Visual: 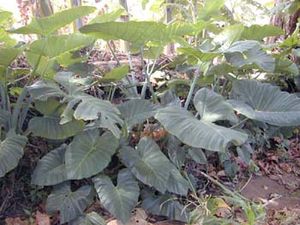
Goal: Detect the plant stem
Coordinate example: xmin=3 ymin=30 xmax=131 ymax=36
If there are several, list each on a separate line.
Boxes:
xmin=230 ymin=118 xmax=249 ymax=129
xmin=107 ymin=41 xmax=120 ymax=66
xmin=184 ymin=67 xmax=201 ymax=109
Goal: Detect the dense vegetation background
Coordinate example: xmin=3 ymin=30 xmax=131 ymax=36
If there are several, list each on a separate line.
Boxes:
xmin=0 ymin=0 xmax=300 ymax=224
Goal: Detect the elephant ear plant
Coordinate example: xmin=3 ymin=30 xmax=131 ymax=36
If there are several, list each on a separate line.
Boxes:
xmin=2 ymin=2 xmax=300 ymax=224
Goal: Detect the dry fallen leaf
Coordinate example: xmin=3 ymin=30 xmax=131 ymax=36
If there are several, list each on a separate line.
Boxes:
xmin=107 ymin=208 xmax=151 ymax=225
xmin=35 ymin=211 xmax=50 ymax=225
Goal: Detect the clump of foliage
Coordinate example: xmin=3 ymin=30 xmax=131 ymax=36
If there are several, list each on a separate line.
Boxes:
xmin=0 ymin=0 xmax=299 ymax=224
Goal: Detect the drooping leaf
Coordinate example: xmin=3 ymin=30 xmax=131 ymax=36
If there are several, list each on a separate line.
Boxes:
xmin=166 ymin=135 xmax=186 ymax=167
xmin=120 ymin=137 xmax=174 ymax=193
xmin=188 ymin=148 xmax=207 ymax=164
xmin=224 ymin=41 xmax=275 ymax=72
xmin=93 ymin=169 xmax=139 ymax=223
xmin=155 ymin=106 xmax=247 ymax=151
xmin=167 ymin=168 xmax=189 ymax=196
xmin=29 ymin=33 xmax=95 ymax=58
xmin=27 ymin=80 xmax=65 ymax=101
xmin=26 ymin=52 xmax=59 ymax=78
xmin=65 ymin=130 xmax=119 ymax=179
xmin=193 ymin=88 xmax=237 ymax=123
xmin=73 ymin=95 xmax=121 ymax=121
xmin=0 ymin=132 xmax=27 ymax=178
xmin=28 ymin=116 xmax=84 ymax=140
xmin=118 ymin=99 xmax=157 ymax=129
xmin=199 ymin=0 xmax=225 ymax=20
xmin=241 ymin=25 xmax=284 ymax=41
xmin=80 ymin=21 xmax=167 ymax=45
xmin=11 ymin=6 xmax=96 ymax=35
xmin=0 ymin=47 xmax=21 ymax=66
xmin=46 ymin=183 xmax=93 ymax=224
xmin=141 ymin=192 xmax=188 ymax=222
xmin=80 ymin=21 xmax=195 ymax=46
xmin=100 ymin=65 xmax=129 ymax=83
xmin=229 ymin=79 xmax=300 ymax=126
xmin=178 ymin=47 xmax=219 ymax=61
xmin=70 ymin=212 xmax=106 ymax=225
xmin=32 ymin=144 xmax=67 ymax=186
xmin=89 ymin=8 xmax=125 ymax=24
xmin=214 ymin=24 xmax=244 ymax=50
xmin=274 ymin=58 xmax=299 ymax=75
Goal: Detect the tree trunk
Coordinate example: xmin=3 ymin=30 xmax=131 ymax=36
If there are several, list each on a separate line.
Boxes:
xmin=165 ymin=0 xmax=175 ymax=55
xmin=35 ymin=0 xmax=54 ymax=18
xmin=70 ymin=0 xmax=83 ymax=31
xmin=119 ymin=0 xmax=129 ymax=52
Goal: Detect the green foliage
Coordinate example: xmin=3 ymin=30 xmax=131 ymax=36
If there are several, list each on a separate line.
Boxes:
xmin=229 ymin=80 xmax=300 ymax=126
xmin=46 ymin=183 xmax=94 ymax=224
xmin=65 ymin=130 xmax=119 ymax=179
xmin=1 ymin=1 xmax=299 ymax=224
xmin=0 ymin=132 xmax=27 ymax=178
xmin=93 ymin=169 xmax=139 ymax=223
xmin=10 ymin=6 xmax=96 ymax=35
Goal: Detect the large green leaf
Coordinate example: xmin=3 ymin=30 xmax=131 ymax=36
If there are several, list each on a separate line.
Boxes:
xmin=120 ymin=137 xmax=174 ymax=193
xmin=73 ymin=95 xmax=121 ymax=121
xmin=178 ymin=47 xmax=219 ymax=62
xmin=229 ymin=79 xmax=300 ymax=126
xmin=93 ymin=169 xmax=139 ymax=223
xmin=26 ymin=52 xmax=58 ymax=78
xmin=141 ymin=192 xmax=188 ymax=222
xmin=241 ymin=25 xmax=284 ymax=40
xmin=28 ymin=74 xmax=123 ymax=135
xmin=0 ymin=47 xmax=21 ymax=66
xmin=11 ymin=6 xmax=96 ymax=36
xmin=28 ymin=116 xmax=84 ymax=140
xmin=71 ymin=212 xmax=106 ymax=225
xmin=199 ymin=0 xmax=224 ymax=20
xmin=89 ymin=8 xmax=125 ymax=24
xmin=65 ymin=130 xmax=119 ymax=179
xmin=224 ymin=41 xmax=275 ymax=72
xmin=32 ymin=144 xmax=67 ymax=186
xmin=193 ymin=88 xmax=237 ymax=123
xmin=80 ymin=21 xmax=195 ymax=46
xmin=188 ymin=148 xmax=207 ymax=164
xmin=29 ymin=33 xmax=95 ymax=58
xmin=167 ymin=168 xmax=189 ymax=196
xmin=27 ymin=80 xmax=65 ymax=100
xmin=46 ymin=183 xmax=93 ymax=224
xmin=118 ymin=99 xmax=157 ymax=129
xmin=0 ymin=132 xmax=27 ymax=178
xmin=155 ymin=106 xmax=247 ymax=151
xmin=100 ymin=65 xmax=129 ymax=83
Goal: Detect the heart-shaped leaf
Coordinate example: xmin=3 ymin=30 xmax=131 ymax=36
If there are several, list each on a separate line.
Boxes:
xmin=118 ymin=99 xmax=157 ymax=129
xmin=193 ymin=88 xmax=237 ymax=123
xmin=93 ymin=169 xmax=139 ymax=224
xmin=155 ymin=106 xmax=247 ymax=151
xmin=120 ymin=137 xmax=174 ymax=193
xmin=65 ymin=130 xmax=119 ymax=179
xmin=0 ymin=132 xmax=27 ymax=178
xmin=229 ymin=79 xmax=300 ymax=126
xmin=32 ymin=144 xmax=67 ymax=186
xmin=28 ymin=116 xmax=84 ymax=140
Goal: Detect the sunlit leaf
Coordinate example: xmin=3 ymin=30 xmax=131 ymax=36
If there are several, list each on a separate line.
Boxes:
xmin=229 ymin=79 xmax=300 ymax=126
xmin=11 ymin=6 xmax=96 ymax=35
